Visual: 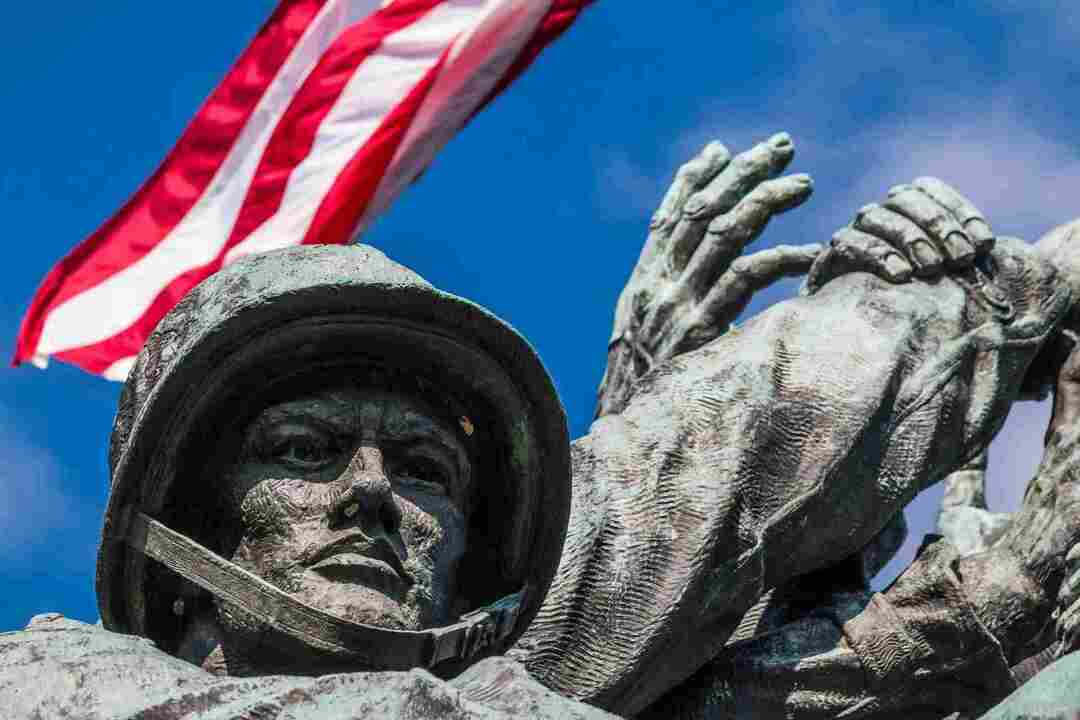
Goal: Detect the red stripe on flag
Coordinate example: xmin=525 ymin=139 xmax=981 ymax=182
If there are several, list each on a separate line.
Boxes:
xmin=303 ymin=51 xmax=451 ymax=246
xmin=52 ymin=1 xmax=448 ymax=376
xmin=13 ymin=0 xmax=327 ymax=367
xmin=228 ymin=0 xmax=445 ymax=248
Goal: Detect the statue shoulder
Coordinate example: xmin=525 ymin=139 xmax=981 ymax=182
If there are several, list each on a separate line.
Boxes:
xmin=0 ymin=618 xmax=614 ymax=720
xmin=981 ymin=651 xmax=1080 ymax=719
xmin=1 ymin=612 xmax=210 ymax=719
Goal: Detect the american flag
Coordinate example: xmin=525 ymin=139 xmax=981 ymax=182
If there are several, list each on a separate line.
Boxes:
xmin=14 ymin=0 xmax=590 ymax=380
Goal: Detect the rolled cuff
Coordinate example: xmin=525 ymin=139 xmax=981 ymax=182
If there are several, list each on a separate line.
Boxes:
xmin=843 ymin=536 xmax=1018 ymax=701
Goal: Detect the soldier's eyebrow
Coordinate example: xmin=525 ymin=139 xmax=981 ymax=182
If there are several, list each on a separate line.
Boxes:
xmin=383 ymin=412 xmax=471 ymax=481
xmin=245 ymin=399 xmax=358 ymax=443
xmin=386 ymin=425 xmax=473 ymax=510
xmin=385 ymin=424 xmax=468 ymax=465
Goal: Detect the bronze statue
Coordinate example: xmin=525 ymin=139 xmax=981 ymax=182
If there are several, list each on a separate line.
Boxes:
xmin=4 ymin=134 xmax=1080 ymax=719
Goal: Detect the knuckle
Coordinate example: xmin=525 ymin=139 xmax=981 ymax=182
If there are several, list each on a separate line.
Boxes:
xmin=869 ymin=242 xmax=893 ymax=259
xmin=684 ymin=191 xmax=709 ymax=214
xmin=913 ymin=176 xmax=946 ymax=191
xmin=743 ymin=188 xmax=774 ymax=211
xmin=831 ymin=229 xmax=854 ymax=247
xmin=836 ymin=243 xmax=861 ymax=263
xmin=707 ymin=213 xmax=736 ymax=235
xmin=676 ymin=163 xmax=700 ymax=182
xmin=732 ymin=154 xmax=755 ymax=173
xmin=730 ymin=257 xmax=752 ymax=275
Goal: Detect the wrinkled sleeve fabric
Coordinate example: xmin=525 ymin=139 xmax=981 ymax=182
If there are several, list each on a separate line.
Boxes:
xmin=516 ymin=239 xmax=1069 ymax=717
xmin=640 ymin=537 xmax=1019 ymax=720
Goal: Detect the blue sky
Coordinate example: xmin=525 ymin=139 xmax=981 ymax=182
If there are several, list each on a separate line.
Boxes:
xmin=1 ymin=1 xmax=1077 ymax=630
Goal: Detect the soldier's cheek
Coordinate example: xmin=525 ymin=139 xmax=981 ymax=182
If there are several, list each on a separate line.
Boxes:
xmin=231 ymin=478 xmax=330 ymax=574
xmin=239 ymin=478 xmax=338 ymax=530
xmin=396 ymin=499 xmax=465 ymax=566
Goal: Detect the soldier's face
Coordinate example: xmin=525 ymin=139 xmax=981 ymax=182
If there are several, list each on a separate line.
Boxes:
xmin=219 ymin=387 xmax=473 ymax=631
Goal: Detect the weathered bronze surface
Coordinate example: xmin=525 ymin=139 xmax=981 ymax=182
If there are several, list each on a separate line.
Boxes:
xmin=5 ymin=135 xmax=1080 ymax=719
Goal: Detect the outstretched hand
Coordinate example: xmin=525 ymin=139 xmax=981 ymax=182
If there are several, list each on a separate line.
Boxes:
xmin=598 ymin=133 xmax=819 ymax=416
xmin=598 ymin=142 xmax=999 ymax=418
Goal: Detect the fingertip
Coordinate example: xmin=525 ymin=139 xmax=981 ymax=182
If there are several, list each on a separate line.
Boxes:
xmin=771 ymin=174 xmax=814 ymax=208
xmin=855 ymin=204 xmax=879 ymax=221
xmin=703 ymin=140 xmax=730 ymax=159
xmin=790 ymin=172 xmax=813 ymax=188
xmin=788 ymin=176 xmax=814 ymax=206
xmin=769 ymin=131 xmax=793 ymax=149
xmin=684 ymin=191 xmax=707 ymax=217
xmin=912 ymin=176 xmax=948 ymax=192
xmin=767 ymin=132 xmax=795 ymax=171
xmin=966 ymin=218 xmax=995 ymax=252
xmin=942 ymin=232 xmax=977 ymax=267
xmin=909 ymin=239 xmax=944 ymax=276
xmin=884 ymin=253 xmax=914 ymax=282
xmin=700 ymin=142 xmax=732 ymax=178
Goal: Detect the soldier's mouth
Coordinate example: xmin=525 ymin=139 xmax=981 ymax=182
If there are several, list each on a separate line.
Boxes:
xmin=310 ymin=553 xmax=411 ymax=595
xmin=307 ymin=535 xmax=413 ymax=594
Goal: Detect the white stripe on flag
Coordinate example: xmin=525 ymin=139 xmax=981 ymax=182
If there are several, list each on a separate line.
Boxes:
xmin=103 ymin=356 xmax=137 ymax=382
xmin=36 ymin=0 xmax=384 ymax=357
xmin=225 ymin=0 xmax=489 ymax=263
xmin=357 ymin=0 xmax=554 ymax=236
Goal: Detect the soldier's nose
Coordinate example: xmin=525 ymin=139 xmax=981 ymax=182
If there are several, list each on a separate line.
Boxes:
xmin=330 ymin=445 xmax=402 ymax=535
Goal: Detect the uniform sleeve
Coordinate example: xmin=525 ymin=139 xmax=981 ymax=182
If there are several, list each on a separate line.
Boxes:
xmin=518 ymin=238 xmax=1070 ymax=717
xmin=638 ymin=537 xmax=1019 ymax=720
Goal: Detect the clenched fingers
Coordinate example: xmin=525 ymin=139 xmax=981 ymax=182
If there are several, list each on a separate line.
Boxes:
xmin=804 ymin=227 xmax=914 ymax=294
xmin=854 ymin=204 xmax=942 ymax=277
xmin=885 ymin=185 xmax=975 ymax=267
xmin=911 ymin=177 xmax=995 ymax=254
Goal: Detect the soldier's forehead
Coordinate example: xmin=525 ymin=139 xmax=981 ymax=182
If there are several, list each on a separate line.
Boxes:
xmin=251 ymin=387 xmax=461 ymax=440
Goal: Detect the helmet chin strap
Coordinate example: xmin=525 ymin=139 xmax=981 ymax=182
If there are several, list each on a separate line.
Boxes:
xmin=124 ymin=512 xmax=524 ymax=670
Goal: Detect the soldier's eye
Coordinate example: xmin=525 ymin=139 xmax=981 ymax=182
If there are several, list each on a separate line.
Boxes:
xmin=395 ymin=457 xmax=450 ymax=494
xmin=264 ymin=427 xmax=340 ymax=470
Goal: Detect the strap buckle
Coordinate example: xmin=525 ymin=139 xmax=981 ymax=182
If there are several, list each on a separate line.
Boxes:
xmin=429 ymin=587 xmax=526 ymax=666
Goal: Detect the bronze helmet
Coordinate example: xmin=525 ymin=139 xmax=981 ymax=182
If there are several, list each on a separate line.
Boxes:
xmin=97 ymin=244 xmax=570 ymax=674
